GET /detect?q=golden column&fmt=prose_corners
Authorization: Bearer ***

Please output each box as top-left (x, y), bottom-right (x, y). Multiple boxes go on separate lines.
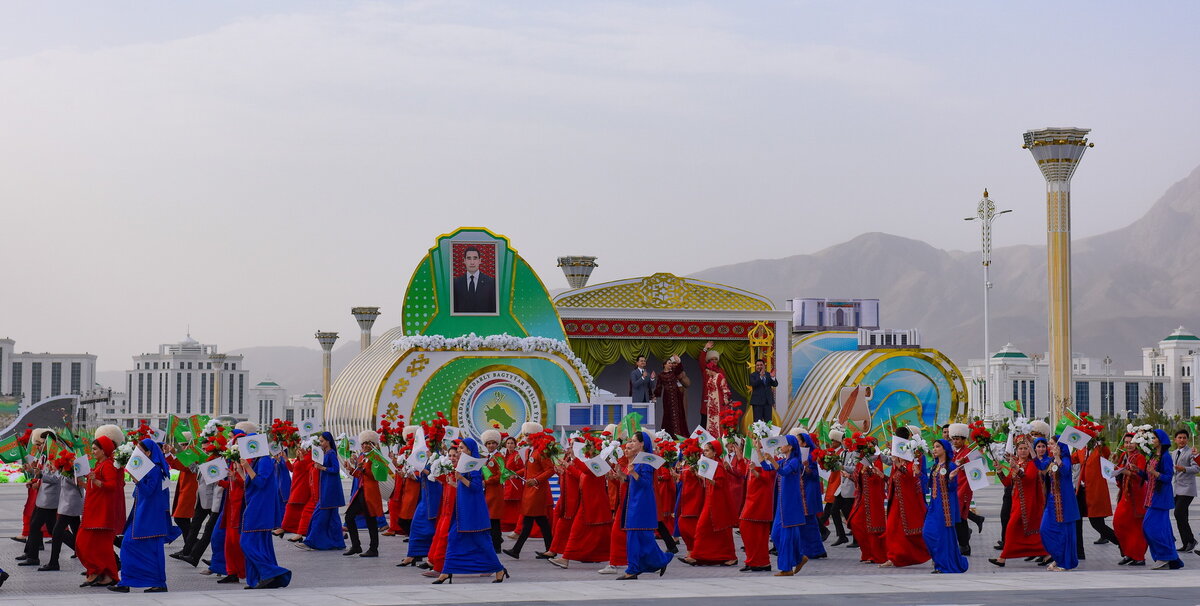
top-left (209, 353), bottom-right (227, 417)
top-left (1022, 127), bottom-right (1093, 425)
top-left (315, 331), bottom-right (339, 403)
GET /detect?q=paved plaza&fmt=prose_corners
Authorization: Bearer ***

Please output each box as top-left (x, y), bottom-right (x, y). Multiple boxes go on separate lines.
top-left (2, 482), bottom-right (1200, 604)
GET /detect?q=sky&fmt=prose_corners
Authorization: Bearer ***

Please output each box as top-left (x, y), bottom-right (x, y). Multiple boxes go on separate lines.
top-left (2, 1), bottom-right (1198, 371)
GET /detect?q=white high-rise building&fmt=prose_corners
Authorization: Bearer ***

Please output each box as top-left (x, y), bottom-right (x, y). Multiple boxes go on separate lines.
top-left (966, 327), bottom-right (1196, 419)
top-left (248, 380), bottom-right (287, 428)
top-left (125, 335), bottom-right (249, 428)
top-left (0, 337), bottom-right (97, 409)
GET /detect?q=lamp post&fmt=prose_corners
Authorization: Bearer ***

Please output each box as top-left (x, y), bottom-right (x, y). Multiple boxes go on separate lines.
top-left (315, 331), bottom-right (339, 404)
top-left (351, 307), bottom-right (381, 352)
top-left (965, 189), bottom-right (1012, 418)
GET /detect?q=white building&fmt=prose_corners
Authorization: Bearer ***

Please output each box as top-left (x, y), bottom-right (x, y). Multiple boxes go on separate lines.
top-left (0, 338), bottom-right (97, 408)
top-left (248, 380), bottom-right (287, 427)
top-left (124, 335), bottom-right (249, 428)
top-left (286, 392), bottom-right (323, 424)
top-left (966, 327), bottom-right (1197, 419)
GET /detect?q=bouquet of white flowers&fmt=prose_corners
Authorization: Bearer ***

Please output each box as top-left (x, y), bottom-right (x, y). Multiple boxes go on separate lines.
top-left (112, 441), bottom-right (136, 469)
top-left (750, 420), bottom-right (775, 439)
top-left (908, 436), bottom-right (930, 454)
top-left (1128, 424), bottom-right (1156, 456)
top-left (428, 454), bottom-right (454, 478)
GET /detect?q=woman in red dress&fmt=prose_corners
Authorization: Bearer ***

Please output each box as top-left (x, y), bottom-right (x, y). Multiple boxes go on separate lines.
top-left (653, 463), bottom-right (679, 553)
top-left (295, 459), bottom-right (320, 541)
top-left (988, 438), bottom-right (1048, 566)
top-left (679, 440), bottom-right (737, 566)
top-left (78, 436), bottom-right (124, 587)
top-left (882, 445), bottom-right (930, 568)
top-left (1112, 432), bottom-right (1148, 566)
top-left (543, 453), bottom-right (580, 559)
top-left (738, 440), bottom-right (776, 571)
top-left (555, 455), bottom-right (613, 566)
top-left (281, 444), bottom-right (313, 537)
top-left (848, 437), bottom-right (888, 564)
top-left (676, 464), bottom-right (704, 553)
top-left (425, 452), bottom-right (459, 575)
top-left (605, 452), bottom-right (630, 572)
top-left (217, 466), bottom-right (247, 583)
top-left (501, 437), bottom-right (525, 534)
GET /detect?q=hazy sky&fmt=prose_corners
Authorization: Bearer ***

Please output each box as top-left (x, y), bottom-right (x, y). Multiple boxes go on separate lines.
top-left (3, 1), bottom-right (1198, 371)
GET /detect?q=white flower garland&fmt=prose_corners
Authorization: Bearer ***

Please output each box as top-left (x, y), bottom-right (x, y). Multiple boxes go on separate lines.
top-left (391, 333), bottom-right (597, 394)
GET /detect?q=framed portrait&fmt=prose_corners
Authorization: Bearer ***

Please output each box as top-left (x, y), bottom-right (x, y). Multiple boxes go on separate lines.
top-left (450, 241), bottom-right (499, 315)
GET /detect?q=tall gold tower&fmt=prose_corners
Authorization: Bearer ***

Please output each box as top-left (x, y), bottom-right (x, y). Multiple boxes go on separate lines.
top-left (1022, 127), bottom-right (1093, 424)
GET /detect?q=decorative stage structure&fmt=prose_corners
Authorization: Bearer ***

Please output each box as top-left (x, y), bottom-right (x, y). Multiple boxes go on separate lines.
top-left (1023, 127), bottom-right (1093, 423)
top-left (325, 228), bottom-right (968, 438)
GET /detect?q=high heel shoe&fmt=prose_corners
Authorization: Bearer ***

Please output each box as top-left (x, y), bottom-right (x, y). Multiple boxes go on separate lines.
top-left (396, 558), bottom-right (417, 567)
top-left (492, 568), bottom-right (510, 583)
top-left (431, 574), bottom-right (453, 584)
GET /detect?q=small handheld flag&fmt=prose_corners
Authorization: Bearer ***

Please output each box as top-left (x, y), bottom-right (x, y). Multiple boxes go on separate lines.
top-left (1059, 426), bottom-right (1092, 451)
top-left (632, 452), bottom-right (665, 469)
top-left (584, 456), bottom-right (612, 477)
top-left (237, 434), bottom-right (270, 459)
top-left (126, 449), bottom-right (153, 482)
top-left (1099, 456), bottom-right (1119, 481)
top-left (455, 454), bottom-right (484, 474)
top-left (695, 455), bottom-right (718, 480)
top-left (962, 458), bottom-right (990, 491)
top-left (199, 459), bottom-right (228, 485)
top-left (891, 436), bottom-right (915, 462)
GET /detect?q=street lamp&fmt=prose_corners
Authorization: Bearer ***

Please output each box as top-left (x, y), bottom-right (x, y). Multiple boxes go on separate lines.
top-left (965, 189), bottom-right (1013, 418)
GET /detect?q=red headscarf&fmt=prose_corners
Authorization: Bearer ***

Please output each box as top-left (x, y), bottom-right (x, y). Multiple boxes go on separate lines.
top-left (709, 439), bottom-right (724, 458)
top-left (94, 435), bottom-right (116, 457)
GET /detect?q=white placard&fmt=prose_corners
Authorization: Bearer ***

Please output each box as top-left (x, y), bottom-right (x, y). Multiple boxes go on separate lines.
top-left (962, 458), bottom-right (990, 491)
top-left (1060, 426), bottom-right (1092, 451)
top-left (584, 456), bottom-right (612, 477)
top-left (690, 426), bottom-right (716, 445)
top-left (237, 434), bottom-right (270, 459)
top-left (300, 418), bottom-right (322, 435)
top-left (199, 459), bottom-right (228, 485)
top-left (1099, 456), bottom-right (1119, 481)
top-left (572, 441), bottom-right (586, 460)
top-left (632, 452), bottom-right (665, 469)
top-left (891, 436), bottom-right (915, 462)
top-left (73, 456), bottom-right (92, 478)
top-left (695, 455), bottom-right (718, 480)
top-left (443, 426), bottom-right (461, 442)
top-left (125, 449), bottom-right (153, 482)
top-left (311, 446), bottom-right (324, 464)
top-left (762, 436), bottom-right (786, 455)
top-left (818, 466), bottom-right (831, 481)
top-left (456, 454), bottom-right (484, 474)
top-left (406, 448), bottom-right (430, 472)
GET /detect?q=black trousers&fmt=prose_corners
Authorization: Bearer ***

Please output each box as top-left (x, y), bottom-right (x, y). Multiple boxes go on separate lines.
top-left (185, 504), bottom-right (221, 559)
top-left (48, 514), bottom-right (79, 565)
top-left (511, 515), bottom-right (552, 554)
top-left (490, 519), bottom-right (503, 553)
top-left (998, 484), bottom-right (1013, 545)
top-left (822, 501), bottom-right (847, 539)
top-left (345, 493), bottom-right (378, 551)
top-left (180, 506), bottom-right (211, 554)
top-left (656, 521), bottom-right (678, 552)
top-left (1175, 495), bottom-right (1195, 545)
top-left (752, 405), bottom-right (772, 423)
top-left (173, 517), bottom-right (192, 541)
top-left (24, 507), bottom-right (57, 560)
top-left (955, 520), bottom-right (971, 551)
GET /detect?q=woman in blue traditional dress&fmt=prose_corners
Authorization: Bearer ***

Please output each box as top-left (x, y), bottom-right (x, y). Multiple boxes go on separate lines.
top-left (1143, 428), bottom-right (1184, 570)
top-left (922, 439), bottom-right (968, 574)
top-left (238, 434), bottom-right (293, 589)
top-left (110, 439), bottom-right (180, 593)
top-left (1035, 438), bottom-right (1079, 572)
top-left (615, 431), bottom-right (673, 581)
top-left (771, 434), bottom-right (810, 576)
top-left (432, 438), bottom-right (508, 584)
top-left (399, 444), bottom-right (443, 568)
top-left (798, 433), bottom-right (828, 560)
top-left (302, 432), bottom-right (346, 550)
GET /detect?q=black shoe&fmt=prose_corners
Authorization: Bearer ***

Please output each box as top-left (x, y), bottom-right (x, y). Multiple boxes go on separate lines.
top-left (1169, 559), bottom-right (1185, 570)
top-left (0, 571), bottom-right (9, 588)
top-left (168, 552), bottom-right (185, 561)
top-left (217, 574), bottom-right (239, 584)
top-left (359, 549), bottom-right (378, 558)
top-left (1118, 556), bottom-right (1132, 565)
top-left (10, 537), bottom-right (26, 543)
top-left (502, 548), bottom-right (520, 559)
top-left (14, 555), bottom-right (28, 561)
top-left (37, 562), bottom-right (60, 571)
top-left (960, 547), bottom-right (971, 557)
top-left (831, 536), bottom-right (848, 546)
top-left (846, 541), bottom-right (858, 549)
top-left (343, 547), bottom-right (362, 556)
top-left (492, 569), bottom-right (510, 583)
top-left (738, 565), bottom-right (752, 572)
top-left (1078, 553), bottom-right (1086, 560)
top-left (993, 541), bottom-right (1004, 550)
top-left (181, 554), bottom-right (201, 568)
top-left (1183, 540), bottom-right (1197, 552)
top-left (431, 574), bottom-right (452, 585)
top-left (974, 518), bottom-right (985, 533)
top-left (202, 558), bottom-right (211, 566)
top-left (1094, 538), bottom-right (1109, 545)
top-left (107, 586), bottom-right (130, 593)
top-left (257, 575), bottom-right (286, 589)
top-left (819, 527), bottom-right (830, 541)
top-left (18, 559), bottom-right (40, 566)
top-left (1128, 560), bottom-right (1146, 566)
top-left (144, 587), bottom-right (168, 593)
top-left (1024, 556), bottom-right (1037, 562)
top-left (987, 558), bottom-right (1005, 567)
top-left (1037, 558), bottom-right (1052, 567)
top-left (535, 551), bottom-right (553, 559)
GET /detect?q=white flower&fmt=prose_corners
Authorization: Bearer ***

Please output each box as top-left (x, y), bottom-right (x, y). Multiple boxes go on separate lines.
top-left (750, 420), bottom-right (775, 439)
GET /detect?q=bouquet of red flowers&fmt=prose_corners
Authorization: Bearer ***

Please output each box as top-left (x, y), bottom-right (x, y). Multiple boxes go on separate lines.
top-left (52, 449), bottom-right (77, 478)
top-left (420, 411), bottom-right (450, 448)
top-left (655, 438), bottom-right (679, 467)
top-left (202, 432), bottom-right (229, 461)
top-left (269, 418), bottom-right (301, 450)
top-left (526, 428), bottom-right (563, 460)
top-left (849, 432), bottom-right (877, 454)
top-left (126, 422), bottom-right (155, 443)
top-left (815, 448), bottom-right (842, 472)
top-left (719, 403), bottom-right (744, 438)
top-left (679, 437), bottom-right (703, 468)
top-left (969, 420), bottom-right (994, 449)
top-left (378, 402), bottom-right (407, 448)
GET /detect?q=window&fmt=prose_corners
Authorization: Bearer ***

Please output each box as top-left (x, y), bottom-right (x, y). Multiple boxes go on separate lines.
top-left (1101, 381), bottom-right (1115, 417)
top-left (1126, 382), bottom-right (1140, 415)
top-left (239, 374), bottom-right (245, 415)
top-left (1012, 380), bottom-right (1019, 405)
top-left (31, 362), bottom-right (42, 403)
top-left (137, 373), bottom-right (144, 414)
top-left (200, 373), bottom-right (207, 414)
top-left (11, 362), bottom-right (22, 398)
top-left (285, 409), bottom-right (294, 422)
top-left (1184, 383), bottom-right (1192, 416)
top-left (1152, 383), bottom-right (1165, 408)
top-left (70, 362), bottom-right (81, 394)
top-left (186, 373), bottom-right (193, 412)
top-left (50, 362), bottom-right (62, 397)
top-left (177, 373), bottom-right (184, 414)
top-left (1075, 381), bottom-right (1090, 414)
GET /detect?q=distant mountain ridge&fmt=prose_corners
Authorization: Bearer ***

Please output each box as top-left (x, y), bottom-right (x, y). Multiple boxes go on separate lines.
top-left (691, 163), bottom-right (1200, 369)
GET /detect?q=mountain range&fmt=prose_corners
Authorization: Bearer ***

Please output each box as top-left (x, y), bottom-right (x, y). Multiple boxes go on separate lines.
top-left (95, 163), bottom-right (1200, 398)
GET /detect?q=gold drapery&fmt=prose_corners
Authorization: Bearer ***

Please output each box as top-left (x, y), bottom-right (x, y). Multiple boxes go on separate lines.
top-left (569, 338), bottom-right (753, 401)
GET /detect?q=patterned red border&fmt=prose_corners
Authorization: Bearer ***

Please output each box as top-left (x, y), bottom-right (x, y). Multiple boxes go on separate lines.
top-left (563, 319), bottom-right (754, 339)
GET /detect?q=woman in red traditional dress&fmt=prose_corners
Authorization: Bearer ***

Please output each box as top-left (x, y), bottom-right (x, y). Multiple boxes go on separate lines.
top-left (296, 458), bottom-right (320, 542)
top-left (554, 454), bottom-right (613, 567)
top-left (699, 343), bottom-right (731, 437)
top-left (1112, 432), bottom-right (1148, 566)
top-left (281, 443), bottom-right (313, 538)
top-left (882, 438), bottom-right (930, 568)
top-left (988, 438), bottom-right (1048, 566)
top-left (848, 435), bottom-right (887, 564)
top-left (217, 464), bottom-right (246, 583)
top-left (543, 452), bottom-right (580, 559)
top-left (676, 462), bottom-right (704, 553)
top-left (501, 437), bottom-right (524, 534)
top-left (653, 463), bottom-right (678, 553)
top-left (738, 440), bottom-right (776, 572)
top-left (603, 451), bottom-right (631, 574)
top-left (77, 435), bottom-right (123, 587)
top-left (679, 440), bottom-right (737, 566)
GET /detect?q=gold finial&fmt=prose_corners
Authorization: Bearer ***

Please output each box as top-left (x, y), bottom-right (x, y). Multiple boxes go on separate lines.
top-left (983, 188), bottom-right (989, 198)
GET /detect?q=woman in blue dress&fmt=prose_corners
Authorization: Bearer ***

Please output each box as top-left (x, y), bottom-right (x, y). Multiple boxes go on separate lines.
top-left (303, 432), bottom-right (346, 550)
top-left (238, 435), bottom-right (293, 589)
top-left (110, 439), bottom-right (179, 593)
top-left (432, 438), bottom-right (508, 584)
top-left (798, 433), bottom-right (827, 559)
top-left (616, 431), bottom-right (673, 581)
top-left (922, 439), bottom-right (968, 574)
top-left (1035, 438), bottom-right (1079, 572)
top-left (400, 445), bottom-right (443, 568)
top-left (771, 434), bottom-right (809, 576)
top-left (1143, 428), bottom-right (1184, 570)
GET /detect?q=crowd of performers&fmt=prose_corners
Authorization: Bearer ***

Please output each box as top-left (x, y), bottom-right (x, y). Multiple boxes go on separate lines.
top-left (3, 414), bottom-right (1196, 592)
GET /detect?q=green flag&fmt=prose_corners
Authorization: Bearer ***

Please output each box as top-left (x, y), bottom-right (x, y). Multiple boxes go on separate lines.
top-left (1003, 400), bottom-right (1021, 413)
top-left (366, 450), bottom-right (390, 482)
top-left (0, 435), bottom-right (26, 463)
top-left (1063, 408), bottom-right (1083, 424)
top-left (175, 444), bottom-right (206, 467)
top-left (816, 420), bottom-right (830, 443)
top-left (188, 415), bottom-right (211, 441)
top-left (797, 418), bottom-right (810, 429)
top-left (845, 419), bottom-right (860, 433)
top-left (618, 411), bottom-right (643, 440)
top-left (167, 415), bottom-right (188, 444)
top-left (1055, 417), bottom-right (1071, 434)
top-left (338, 436), bottom-right (352, 459)
top-left (58, 427), bottom-right (87, 455)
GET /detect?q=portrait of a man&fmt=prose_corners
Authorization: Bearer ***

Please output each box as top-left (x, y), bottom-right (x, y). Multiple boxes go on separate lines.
top-left (451, 243), bottom-right (497, 314)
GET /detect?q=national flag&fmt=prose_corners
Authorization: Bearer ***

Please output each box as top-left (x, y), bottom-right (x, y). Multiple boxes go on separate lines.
top-left (0, 435), bottom-right (26, 463)
top-left (189, 415), bottom-right (211, 440)
top-left (816, 420), bottom-right (830, 443)
top-left (1003, 400), bottom-right (1021, 413)
top-left (366, 450), bottom-right (391, 481)
top-left (175, 444), bottom-right (206, 467)
top-left (619, 411), bottom-right (643, 440)
top-left (167, 415), bottom-right (188, 444)
top-left (337, 435), bottom-right (352, 459)
top-left (797, 418), bottom-right (810, 430)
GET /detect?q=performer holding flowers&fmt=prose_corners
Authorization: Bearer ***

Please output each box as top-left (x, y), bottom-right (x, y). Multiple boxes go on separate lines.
top-left (343, 430), bottom-right (384, 557)
top-left (924, 439), bottom-right (968, 574)
top-left (77, 431), bottom-right (124, 588)
top-left (988, 437), bottom-right (1047, 567)
top-left (303, 431), bottom-right (346, 551)
top-left (614, 431), bottom-right (672, 580)
top-left (1143, 429), bottom-right (1184, 570)
top-left (1113, 430), bottom-right (1148, 566)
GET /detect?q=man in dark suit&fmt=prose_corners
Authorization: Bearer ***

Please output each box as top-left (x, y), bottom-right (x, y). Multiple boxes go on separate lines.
top-left (748, 359), bottom-right (777, 423)
top-left (452, 245), bottom-right (496, 313)
top-left (629, 355), bottom-right (656, 403)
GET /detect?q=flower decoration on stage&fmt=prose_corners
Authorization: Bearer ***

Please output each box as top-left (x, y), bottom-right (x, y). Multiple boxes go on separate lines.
top-left (655, 438), bottom-right (679, 467)
top-left (126, 423), bottom-right (155, 444)
top-left (1128, 424), bottom-right (1156, 456)
top-left (378, 402), bottom-right (407, 448)
top-left (268, 418), bottom-right (301, 450)
top-left (525, 429), bottom-right (563, 460)
top-left (679, 437), bottom-right (703, 468)
top-left (52, 449), bottom-right (77, 478)
top-left (112, 441), bottom-right (135, 469)
top-left (391, 333), bottom-right (597, 394)
top-left (815, 448), bottom-right (841, 472)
